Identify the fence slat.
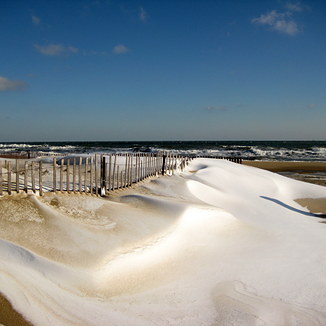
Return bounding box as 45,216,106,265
116,166,120,189
8,162,11,195
16,159,19,193
129,154,134,187
24,161,28,193
95,154,98,196
120,169,123,189
90,157,93,194
60,159,63,192
31,161,35,193
79,157,82,193
112,155,116,191
73,158,76,193
84,157,88,194
66,159,70,192
53,158,56,193
107,154,112,192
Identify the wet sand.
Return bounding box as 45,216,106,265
243,161,326,186
0,293,32,326
243,161,326,172
295,198,326,215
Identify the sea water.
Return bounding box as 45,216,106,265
0,141,325,161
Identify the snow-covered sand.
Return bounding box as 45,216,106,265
1,158,326,325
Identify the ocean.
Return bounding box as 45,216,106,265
0,141,326,161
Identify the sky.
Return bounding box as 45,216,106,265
0,0,325,141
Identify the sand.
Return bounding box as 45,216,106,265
295,198,326,215
243,161,326,172
0,294,33,326
243,161,326,186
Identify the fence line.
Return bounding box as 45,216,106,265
0,153,242,197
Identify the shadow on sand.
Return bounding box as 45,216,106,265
260,196,326,219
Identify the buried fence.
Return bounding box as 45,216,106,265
0,153,242,197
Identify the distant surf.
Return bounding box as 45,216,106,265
1,140,326,161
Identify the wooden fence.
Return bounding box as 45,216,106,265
0,153,242,197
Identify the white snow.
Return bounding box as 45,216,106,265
1,158,326,325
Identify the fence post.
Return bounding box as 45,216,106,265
162,154,166,175
53,158,56,193
101,155,107,196
39,161,43,196
0,161,2,196
24,161,28,193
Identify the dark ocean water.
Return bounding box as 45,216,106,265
0,141,326,161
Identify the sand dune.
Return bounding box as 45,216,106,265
1,159,326,325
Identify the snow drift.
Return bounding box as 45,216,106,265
0,158,326,326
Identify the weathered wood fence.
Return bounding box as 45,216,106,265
0,153,242,197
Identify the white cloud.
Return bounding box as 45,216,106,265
139,7,148,23
0,76,26,92
32,15,40,25
285,2,303,12
34,44,79,56
112,44,129,54
251,10,299,36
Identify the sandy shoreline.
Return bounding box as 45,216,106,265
243,160,326,172
243,161,326,186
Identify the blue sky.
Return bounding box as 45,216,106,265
0,0,325,141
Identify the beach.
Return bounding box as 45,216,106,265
1,158,326,325
243,160,326,186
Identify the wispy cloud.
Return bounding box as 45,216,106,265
0,76,26,92
87,50,110,56
112,44,129,54
204,106,229,112
251,10,299,35
251,2,307,36
34,44,79,56
307,103,317,109
285,2,304,12
139,7,148,23
32,15,40,25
